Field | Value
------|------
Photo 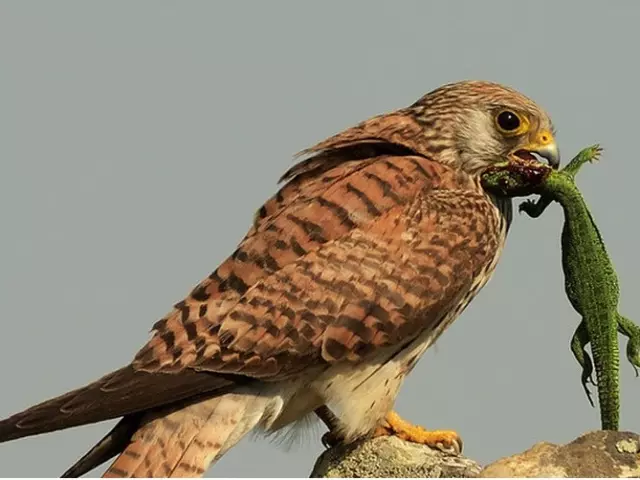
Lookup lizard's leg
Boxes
[563,144,602,178]
[571,320,596,406]
[520,145,603,217]
[617,315,640,377]
[519,196,552,218]
[372,411,462,455]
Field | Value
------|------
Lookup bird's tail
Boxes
[101,389,275,478]
[0,366,238,445]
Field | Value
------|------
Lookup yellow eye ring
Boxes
[495,110,529,136]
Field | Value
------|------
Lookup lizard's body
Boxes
[481,146,640,430]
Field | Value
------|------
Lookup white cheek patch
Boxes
[464,110,501,155]
[457,109,503,172]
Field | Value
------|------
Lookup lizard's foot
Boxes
[518,198,545,217]
[373,411,462,455]
[518,199,536,214]
[618,316,640,377]
[564,144,602,177]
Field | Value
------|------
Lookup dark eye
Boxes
[496,110,521,131]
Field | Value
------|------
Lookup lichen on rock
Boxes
[310,435,481,478]
[311,431,640,478]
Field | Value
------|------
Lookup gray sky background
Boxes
[1,1,640,477]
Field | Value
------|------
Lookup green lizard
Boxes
[481,145,640,430]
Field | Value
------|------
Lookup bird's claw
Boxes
[321,431,343,449]
[373,411,463,455]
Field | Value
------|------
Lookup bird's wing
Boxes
[0,110,498,446]
[134,165,502,380]
[0,365,246,443]
[92,163,502,478]
[133,109,505,380]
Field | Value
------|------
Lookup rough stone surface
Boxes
[311,431,640,478]
[310,436,482,478]
[479,430,640,478]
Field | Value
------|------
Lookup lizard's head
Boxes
[480,157,552,197]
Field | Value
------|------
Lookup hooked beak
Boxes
[511,130,560,169]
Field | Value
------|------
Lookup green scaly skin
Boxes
[481,145,640,431]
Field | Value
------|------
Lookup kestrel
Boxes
[0,80,559,477]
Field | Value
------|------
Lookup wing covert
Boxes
[134,181,504,381]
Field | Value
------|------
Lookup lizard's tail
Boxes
[591,324,620,431]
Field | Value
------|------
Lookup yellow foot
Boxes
[373,411,462,454]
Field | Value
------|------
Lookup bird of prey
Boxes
[0,80,559,477]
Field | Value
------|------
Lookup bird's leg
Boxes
[314,406,345,449]
[372,410,462,454]
[315,407,462,454]
[571,320,596,406]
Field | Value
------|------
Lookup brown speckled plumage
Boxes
[0,80,558,477]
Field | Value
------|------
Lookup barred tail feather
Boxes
[103,390,275,478]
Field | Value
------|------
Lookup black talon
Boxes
[315,405,344,449]
[321,431,343,449]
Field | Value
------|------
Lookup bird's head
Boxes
[288,80,558,186]
[410,80,559,176]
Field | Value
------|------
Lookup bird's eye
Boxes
[496,110,522,132]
